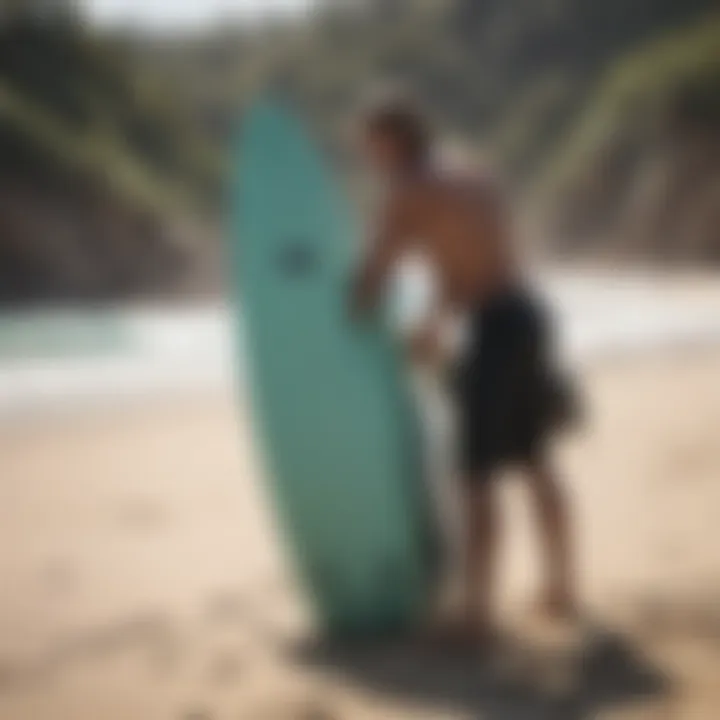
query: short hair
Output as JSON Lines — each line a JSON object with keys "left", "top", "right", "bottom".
{"left": 364, "top": 98, "right": 431, "bottom": 168}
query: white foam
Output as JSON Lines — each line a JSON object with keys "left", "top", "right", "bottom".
{"left": 1, "top": 272, "right": 720, "bottom": 414}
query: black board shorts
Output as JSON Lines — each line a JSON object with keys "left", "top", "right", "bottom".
{"left": 452, "top": 286, "right": 578, "bottom": 478}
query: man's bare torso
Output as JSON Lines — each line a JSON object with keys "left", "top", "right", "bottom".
{"left": 388, "top": 170, "right": 517, "bottom": 309}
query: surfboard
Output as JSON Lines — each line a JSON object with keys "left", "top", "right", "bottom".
{"left": 229, "top": 99, "right": 436, "bottom": 635}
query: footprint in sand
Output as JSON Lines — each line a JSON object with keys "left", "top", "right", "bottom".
{"left": 40, "top": 559, "right": 79, "bottom": 594}
{"left": 657, "top": 439, "right": 718, "bottom": 484}
{"left": 239, "top": 703, "right": 341, "bottom": 720}
{"left": 115, "top": 496, "right": 168, "bottom": 533}
{"left": 207, "top": 650, "right": 245, "bottom": 685}
{"left": 299, "top": 707, "right": 341, "bottom": 720}
{"left": 205, "top": 591, "right": 252, "bottom": 626}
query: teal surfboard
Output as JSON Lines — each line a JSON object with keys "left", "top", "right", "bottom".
{"left": 230, "top": 100, "right": 435, "bottom": 635}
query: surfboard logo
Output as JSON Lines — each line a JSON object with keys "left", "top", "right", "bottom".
{"left": 276, "top": 242, "right": 319, "bottom": 277}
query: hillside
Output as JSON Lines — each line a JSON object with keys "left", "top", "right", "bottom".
{"left": 132, "top": 0, "right": 715, "bottom": 171}
{"left": 123, "top": 0, "right": 720, "bottom": 260}
{"left": 538, "top": 14, "right": 720, "bottom": 262}
{"left": 0, "top": 16, "right": 223, "bottom": 303}
{"left": 0, "top": 0, "right": 717, "bottom": 303}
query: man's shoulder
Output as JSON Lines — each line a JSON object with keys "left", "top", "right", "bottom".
{"left": 432, "top": 168, "right": 504, "bottom": 207}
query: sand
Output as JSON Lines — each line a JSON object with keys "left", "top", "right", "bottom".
{"left": 0, "top": 350, "right": 719, "bottom": 719}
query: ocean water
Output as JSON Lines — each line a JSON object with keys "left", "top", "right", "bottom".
{"left": 0, "top": 271, "right": 719, "bottom": 413}
{"left": 0, "top": 306, "right": 234, "bottom": 414}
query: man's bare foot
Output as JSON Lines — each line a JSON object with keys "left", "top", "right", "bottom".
{"left": 425, "top": 617, "right": 499, "bottom": 654}
{"left": 534, "top": 589, "right": 580, "bottom": 622}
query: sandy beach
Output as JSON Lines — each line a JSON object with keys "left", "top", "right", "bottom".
{"left": 0, "top": 346, "right": 719, "bottom": 719}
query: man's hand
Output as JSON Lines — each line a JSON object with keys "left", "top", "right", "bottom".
{"left": 350, "top": 195, "right": 409, "bottom": 323}
{"left": 348, "top": 270, "right": 374, "bottom": 323}
{"left": 407, "top": 321, "right": 446, "bottom": 369}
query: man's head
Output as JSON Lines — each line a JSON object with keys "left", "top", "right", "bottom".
{"left": 362, "top": 98, "right": 431, "bottom": 178}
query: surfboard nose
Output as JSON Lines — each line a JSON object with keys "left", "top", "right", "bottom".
{"left": 241, "top": 96, "right": 307, "bottom": 150}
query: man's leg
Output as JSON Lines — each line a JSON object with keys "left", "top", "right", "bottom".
{"left": 463, "top": 475, "right": 500, "bottom": 639}
{"left": 524, "top": 457, "right": 577, "bottom": 617}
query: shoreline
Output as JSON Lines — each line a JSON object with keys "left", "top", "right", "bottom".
{"left": 1, "top": 268, "right": 720, "bottom": 417}
{"left": 1, "top": 318, "right": 720, "bottom": 418}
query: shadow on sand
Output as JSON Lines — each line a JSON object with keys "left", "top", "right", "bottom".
{"left": 295, "top": 617, "right": 671, "bottom": 719}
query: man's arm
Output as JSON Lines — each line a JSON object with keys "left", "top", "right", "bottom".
{"left": 350, "top": 198, "right": 409, "bottom": 318}
{"left": 407, "top": 292, "right": 456, "bottom": 370}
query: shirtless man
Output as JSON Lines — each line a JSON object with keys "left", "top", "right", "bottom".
{"left": 351, "top": 99, "right": 578, "bottom": 643}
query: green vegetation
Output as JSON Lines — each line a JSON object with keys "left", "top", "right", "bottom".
{"left": 128, "top": 0, "right": 717, "bottom": 183}
{"left": 537, "top": 13, "right": 720, "bottom": 254}
{"left": 0, "top": 14, "right": 224, "bottom": 300}
{"left": 0, "top": 0, "right": 717, "bottom": 301}
{"left": 0, "top": 20, "right": 223, "bottom": 218}
{"left": 542, "top": 14, "right": 720, "bottom": 200}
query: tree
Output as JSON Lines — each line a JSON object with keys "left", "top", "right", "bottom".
{"left": 0, "top": 0, "right": 79, "bottom": 22}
